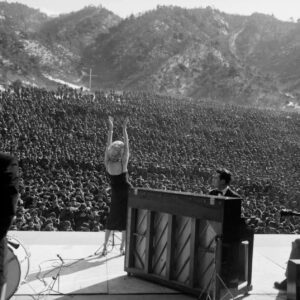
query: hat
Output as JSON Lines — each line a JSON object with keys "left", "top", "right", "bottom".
{"left": 45, "top": 219, "right": 53, "bottom": 225}
{"left": 49, "top": 212, "right": 56, "bottom": 218}
{"left": 79, "top": 203, "right": 87, "bottom": 209}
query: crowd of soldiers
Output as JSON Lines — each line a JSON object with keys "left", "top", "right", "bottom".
{"left": 0, "top": 85, "right": 299, "bottom": 233}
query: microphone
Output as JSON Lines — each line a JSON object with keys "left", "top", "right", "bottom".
{"left": 57, "top": 254, "right": 64, "bottom": 264}
{"left": 280, "top": 209, "right": 300, "bottom": 222}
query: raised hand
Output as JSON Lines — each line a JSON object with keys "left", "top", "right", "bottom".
{"left": 122, "top": 117, "right": 129, "bottom": 128}
{"left": 108, "top": 116, "right": 114, "bottom": 130}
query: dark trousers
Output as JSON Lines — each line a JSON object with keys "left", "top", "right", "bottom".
{"left": 285, "top": 239, "right": 300, "bottom": 277}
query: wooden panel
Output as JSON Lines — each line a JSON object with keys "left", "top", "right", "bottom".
{"left": 166, "top": 214, "right": 174, "bottom": 280}
{"left": 151, "top": 212, "right": 169, "bottom": 277}
{"left": 214, "top": 232, "right": 223, "bottom": 300}
{"left": 189, "top": 218, "right": 197, "bottom": 288}
{"left": 129, "top": 189, "right": 228, "bottom": 221}
{"left": 125, "top": 207, "right": 136, "bottom": 269}
{"left": 171, "top": 216, "right": 191, "bottom": 285}
{"left": 145, "top": 211, "right": 154, "bottom": 273}
{"left": 194, "top": 219, "right": 220, "bottom": 299}
{"left": 132, "top": 209, "right": 147, "bottom": 270}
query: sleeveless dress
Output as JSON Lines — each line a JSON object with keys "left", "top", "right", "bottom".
{"left": 105, "top": 172, "right": 132, "bottom": 231}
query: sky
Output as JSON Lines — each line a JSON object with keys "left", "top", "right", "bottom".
{"left": 5, "top": 0, "right": 300, "bottom": 22}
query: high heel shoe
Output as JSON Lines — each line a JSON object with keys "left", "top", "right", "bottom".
{"left": 101, "top": 247, "right": 107, "bottom": 256}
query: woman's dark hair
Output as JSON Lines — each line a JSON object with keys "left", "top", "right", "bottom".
{"left": 217, "top": 168, "right": 232, "bottom": 185}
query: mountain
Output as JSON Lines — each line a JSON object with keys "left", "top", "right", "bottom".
{"left": 0, "top": 2, "right": 48, "bottom": 85}
{"left": 231, "top": 13, "right": 300, "bottom": 99}
{"left": 0, "top": 3, "right": 121, "bottom": 86}
{"left": 38, "top": 5, "right": 121, "bottom": 54}
{"left": 82, "top": 6, "right": 297, "bottom": 106}
{"left": 22, "top": 5, "right": 121, "bottom": 83}
{"left": 0, "top": 2, "right": 48, "bottom": 32}
{"left": 1, "top": 2, "right": 300, "bottom": 108}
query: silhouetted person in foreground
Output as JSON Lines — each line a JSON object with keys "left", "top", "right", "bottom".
{"left": 0, "top": 153, "right": 19, "bottom": 300}
{"left": 274, "top": 238, "right": 300, "bottom": 291}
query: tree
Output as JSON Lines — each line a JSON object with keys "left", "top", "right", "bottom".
{"left": 11, "top": 79, "right": 22, "bottom": 93}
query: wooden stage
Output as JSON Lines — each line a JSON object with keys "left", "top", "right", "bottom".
{"left": 6, "top": 231, "right": 297, "bottom": 300}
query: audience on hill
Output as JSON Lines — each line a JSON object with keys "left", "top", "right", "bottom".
{"left": 0, "top": 85, "right": 299, "bottom": 234}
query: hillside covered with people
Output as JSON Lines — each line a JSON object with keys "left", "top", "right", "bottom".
{"left": 0, "top": 86, "right": 299, "bottom": 233}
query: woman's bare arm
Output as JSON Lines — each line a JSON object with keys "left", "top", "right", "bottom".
{"left": 104, "top": 116, "right": 113, "bottom": 167}
{"left": 122, "top": 117, "right": 129, "bottom": 164}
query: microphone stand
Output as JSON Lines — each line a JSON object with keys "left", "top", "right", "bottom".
{"left": 94, "top": 231, "right": 122, "bottom": 255}
{"left": 280, "top": 209, "right": 300, "bottom": 217}
{"left": 49, "top": 254, "right": 65, "bottom": 294}
{"left": 111, "top": 231, "right": 121, "bottom": 248}
{"left": 280, "top": 209, "right": 300, "bottom": 223}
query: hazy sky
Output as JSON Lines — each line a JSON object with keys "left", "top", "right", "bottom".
{"left": 6, "top": 0, "right": 300, "bottom": 21}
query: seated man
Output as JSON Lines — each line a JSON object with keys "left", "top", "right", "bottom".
{"left": 274, "top": 239, "right": 300, "bottom": 291}
{"left": 0, "top": 153, "right": 19, "bottom": 300}
{"left": 209, "top": 168, "right": 254, "bottom": 287}
{"left": 209, "top": 168, "right": 240, "bottom": 198}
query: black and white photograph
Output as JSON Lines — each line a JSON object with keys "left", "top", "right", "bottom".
{"left": 0, "top": 0, "right": 299, "bottom": 299}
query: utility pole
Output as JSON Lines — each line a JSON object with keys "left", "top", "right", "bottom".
{"left": 83, "top": 68, "right": 98, "bottom": 91}
{"left": 89, "top": 68, "right": 92, "bottom": 90}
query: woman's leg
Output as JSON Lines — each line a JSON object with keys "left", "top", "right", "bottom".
{"left": 102, "top": 230, "right": 111, "bottom": 255}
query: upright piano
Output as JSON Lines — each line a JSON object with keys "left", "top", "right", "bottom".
{"left": 125, "top": 188, "right": 253, "bottom": 300}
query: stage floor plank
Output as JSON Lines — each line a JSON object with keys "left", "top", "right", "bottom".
{"left": 7, "top": 231, "right": 297, "bottom": 300}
